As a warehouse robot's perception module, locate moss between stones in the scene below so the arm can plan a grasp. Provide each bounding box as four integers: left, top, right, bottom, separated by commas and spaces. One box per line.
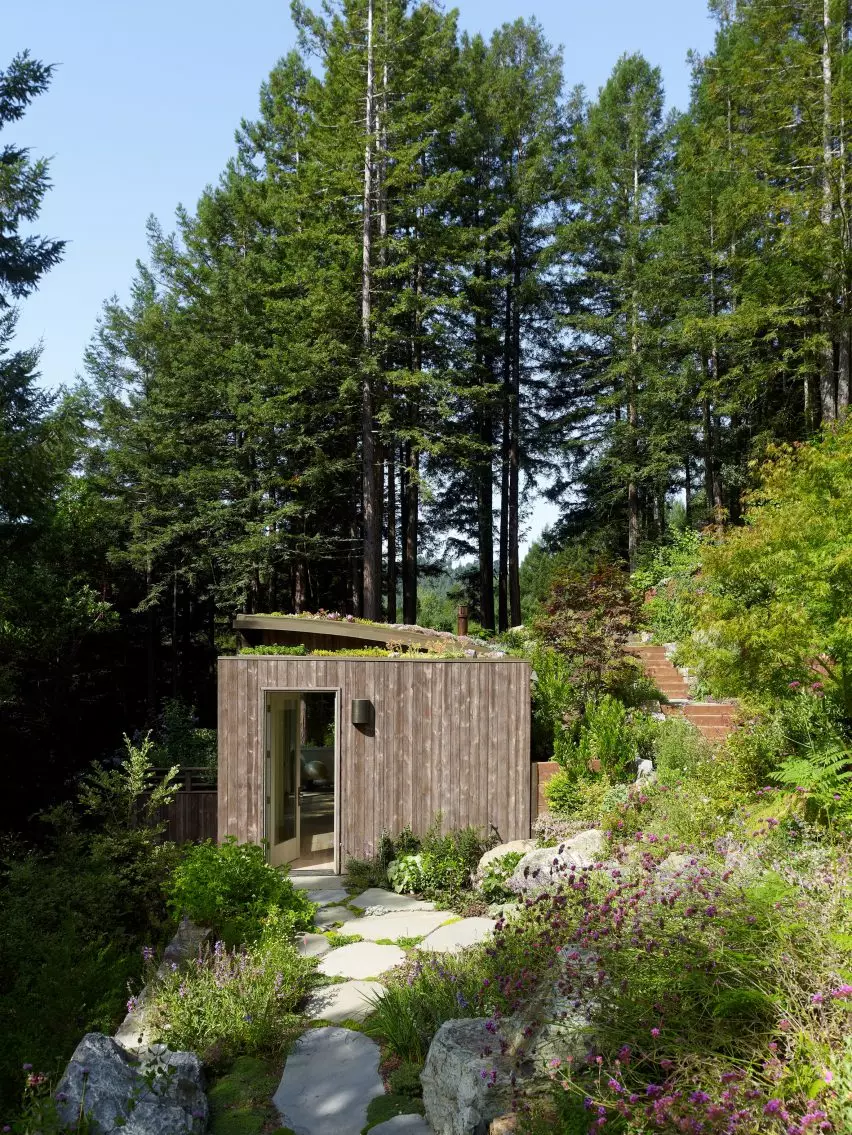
361, 1093, 425, 1132
207, 1054, 286, 1135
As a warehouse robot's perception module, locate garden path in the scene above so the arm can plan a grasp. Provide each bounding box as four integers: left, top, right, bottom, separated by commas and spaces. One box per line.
626, 643, 738, 742
274, 881, 498, 1134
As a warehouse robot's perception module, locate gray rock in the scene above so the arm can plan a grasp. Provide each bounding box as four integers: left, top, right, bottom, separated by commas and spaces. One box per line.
475, 840, 536, 879
273, 1026, 384, 1135
55, 1033, 206, 1135
508, 830, 607, 894
421, 1019, 512, 1135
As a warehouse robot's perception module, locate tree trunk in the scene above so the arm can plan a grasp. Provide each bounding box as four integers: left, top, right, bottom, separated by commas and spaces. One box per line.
402, 443, 418, 624
293, 560, 307, 613
627, 143, 641, 569
684, 456, 692, 527
839, 329, 851, 415
498, 285, 511, 632
387, 448, 396, 622
476, 259, 496, 631
508, 282, 521, 627
360, 0, 381, 619
821, 0, 838, 423
702, 396, 723, 517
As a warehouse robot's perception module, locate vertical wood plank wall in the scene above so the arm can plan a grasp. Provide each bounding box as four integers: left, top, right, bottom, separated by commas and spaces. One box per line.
217, 658, 532, 865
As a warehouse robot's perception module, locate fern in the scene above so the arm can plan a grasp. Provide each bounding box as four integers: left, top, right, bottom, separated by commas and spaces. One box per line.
775, 745, 852, 823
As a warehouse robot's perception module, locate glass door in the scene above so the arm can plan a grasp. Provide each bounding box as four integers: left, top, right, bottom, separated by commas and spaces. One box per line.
266, 693, 301, 866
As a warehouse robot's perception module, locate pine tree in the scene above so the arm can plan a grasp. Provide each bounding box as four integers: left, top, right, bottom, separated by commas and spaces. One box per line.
558, 54, 671, 565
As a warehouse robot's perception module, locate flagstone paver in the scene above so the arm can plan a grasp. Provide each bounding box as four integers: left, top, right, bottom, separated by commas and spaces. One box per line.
337, 910, 452, 942
290, 874, 342, 891
349, 888, 436, 913
273, 1026, 384, 1135
307, 887, 350, 906
370, 1116, 434, 1135
304, 979, 386, 1023
318, 941, 406, 979
296, 933, 332, 959
313, 904, 352, 929
417, 917, 496, 953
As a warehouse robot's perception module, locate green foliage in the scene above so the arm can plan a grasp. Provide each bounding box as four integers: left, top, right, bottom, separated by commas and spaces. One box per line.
152, 922, 311, 1061
543, 770, 584, 817
387, 1061, 424, 1097
207, 1055, 282, 1135
238, 645, 307, 656
363, 1094, 424, 1131
387, 854, 423, 895
477, 851, 524, 903
687, 423, 852, 715
166, 838, 315, 946
78, 732, 179, 831
529, 646, 582, 763
0, 741, 181, 1117
632, 529, 702, 644
146, 699, 217, 776
417, 822, 491, 901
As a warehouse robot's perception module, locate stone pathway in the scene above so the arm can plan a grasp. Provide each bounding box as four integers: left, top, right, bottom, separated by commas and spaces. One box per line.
418, 917, 496, 953
304, 979, 386, 1024
349, 887, 436, 912
337, 909, 451, 942
273, 1027, 385, 1135
274, 880, 504, 1133
318, 941, 406, 980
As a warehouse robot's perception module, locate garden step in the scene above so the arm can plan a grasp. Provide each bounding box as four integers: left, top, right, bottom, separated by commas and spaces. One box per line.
303, 980, 386, 1023
337, 910, 453, 941
317, 942, 406, 979
273, 1026, 384, 1135
417, 918, 496, 953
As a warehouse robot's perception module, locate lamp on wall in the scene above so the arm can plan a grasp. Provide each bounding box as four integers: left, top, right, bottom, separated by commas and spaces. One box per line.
351, 698, 374, 727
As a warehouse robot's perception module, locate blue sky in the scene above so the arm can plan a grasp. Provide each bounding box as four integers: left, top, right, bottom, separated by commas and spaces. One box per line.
7, 0, 717, 546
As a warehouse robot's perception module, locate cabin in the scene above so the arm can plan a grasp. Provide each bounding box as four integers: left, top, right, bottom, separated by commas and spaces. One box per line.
217, 614, 532, 874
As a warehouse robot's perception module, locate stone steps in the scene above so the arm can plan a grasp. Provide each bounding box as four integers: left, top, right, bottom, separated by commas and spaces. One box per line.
626, 643, 737, 743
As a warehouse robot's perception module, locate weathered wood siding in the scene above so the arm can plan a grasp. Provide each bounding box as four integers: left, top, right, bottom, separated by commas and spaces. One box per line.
531, 761, 561, 820
218, 657, 532, 865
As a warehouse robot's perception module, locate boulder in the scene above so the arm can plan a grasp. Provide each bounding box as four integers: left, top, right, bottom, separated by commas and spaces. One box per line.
508, 830, 608, 894
476, 840, 537, 879
55, 1033, 206, 1135
421, 1019, 513, 1135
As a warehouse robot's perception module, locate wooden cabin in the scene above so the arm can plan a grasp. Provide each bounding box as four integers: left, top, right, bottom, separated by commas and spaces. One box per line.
218, 615, 532, 874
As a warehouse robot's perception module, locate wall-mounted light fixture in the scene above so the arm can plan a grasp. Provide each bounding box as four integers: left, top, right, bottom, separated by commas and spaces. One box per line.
351, 698, 374, 726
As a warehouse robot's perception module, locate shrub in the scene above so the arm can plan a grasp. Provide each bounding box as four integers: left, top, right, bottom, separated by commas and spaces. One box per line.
166, 839, 315, 946
477, 851, 525, 903
538, 842, 852, 1133
387, 854, 423, 894
0, 739, 179, 1118
533, 562, 639, 702
686, 420, 852, 714
152, 918, 312, 1061
632, 528, 702, 644
148, 699, 217, 776
543, 770, 584, 817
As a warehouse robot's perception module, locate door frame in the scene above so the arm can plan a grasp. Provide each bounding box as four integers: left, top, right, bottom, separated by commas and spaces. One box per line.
261, 686, 341, 874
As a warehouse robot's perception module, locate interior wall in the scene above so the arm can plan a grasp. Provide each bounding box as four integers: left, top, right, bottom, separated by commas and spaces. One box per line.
218, 657, 532, 866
